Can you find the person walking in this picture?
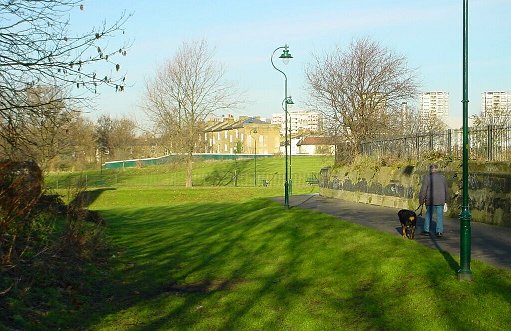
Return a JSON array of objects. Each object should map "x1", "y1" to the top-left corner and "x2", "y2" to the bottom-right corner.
[{"x1": 419, "y1": 163, "x2": 449, "y2": 237}]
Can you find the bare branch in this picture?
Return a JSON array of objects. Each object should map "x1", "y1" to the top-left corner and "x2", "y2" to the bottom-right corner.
[
  {"x1": 305, "y1": 38, "x2": 418, "y2": 153},
  {"x1": 0, "y1": 0, "x2": 131, "y2": 163},
  {"x1": 144, "y1": 39, "x2": 242, "y2": 187}
]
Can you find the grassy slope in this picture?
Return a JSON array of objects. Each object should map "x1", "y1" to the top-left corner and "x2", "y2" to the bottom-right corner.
[
  {"x1": 45, "y1": 155, "x2": 333, "y2": 189},
  {"x1": 64, "y1": 187, "x2": 511, "y2": 330}
]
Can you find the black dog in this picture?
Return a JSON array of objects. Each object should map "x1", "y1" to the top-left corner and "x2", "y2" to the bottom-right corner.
[{"x1": 398, "y1": 209, "x2": 417, "y2": 239}]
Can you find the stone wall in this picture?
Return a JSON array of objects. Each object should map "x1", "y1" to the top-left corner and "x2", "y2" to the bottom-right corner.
[{"x1": 319, "y1": 161, "x2": 511, "y2": 227}]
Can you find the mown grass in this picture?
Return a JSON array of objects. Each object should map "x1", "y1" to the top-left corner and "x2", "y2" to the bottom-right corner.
[
  {"x1": 45, "y1": 155, "x2": 333, "y2": 190},
  {"x1": 58, "y1": 187, "x2": 511, "y2": 330}
]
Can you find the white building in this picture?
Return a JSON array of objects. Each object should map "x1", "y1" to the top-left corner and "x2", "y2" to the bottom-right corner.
[
  {"x1": 271, "y1": 111, "x2": 322, "y2": 135},
  {"x1": 481, "y1": 91, "x2": 511, "y2": 124},
  {"x1": 419, "y1": 91, "x2": 449, "y2": 124}
]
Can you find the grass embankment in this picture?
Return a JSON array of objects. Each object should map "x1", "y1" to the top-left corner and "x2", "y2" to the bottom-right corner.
[
  {"x1": 45, "y1": 155, "x2": 333, "y2": 189},
  {"x1": 60, "y1": 187, "x2": 511, "y2": 330}
]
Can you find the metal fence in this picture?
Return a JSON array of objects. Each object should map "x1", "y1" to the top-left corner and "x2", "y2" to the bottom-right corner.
[
  {"x1": 360, "y1": 125, "x2": 511, "y2": 161},
  {"x1": 45, "y1": 171, "x2": 321, "y2": 190}
]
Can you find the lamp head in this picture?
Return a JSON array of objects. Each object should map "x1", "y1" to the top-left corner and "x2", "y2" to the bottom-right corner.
[{"x1": 279, "y1": 45, "x2": 293, "y2": 65}]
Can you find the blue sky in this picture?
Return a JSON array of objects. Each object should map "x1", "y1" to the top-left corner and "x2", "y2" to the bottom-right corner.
[{"x1": 75, "y1": 0, "x2": 511, "y2": 128}]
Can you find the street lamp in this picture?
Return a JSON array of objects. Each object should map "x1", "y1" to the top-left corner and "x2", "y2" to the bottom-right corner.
[
  {"x1": 271, "y1": 44, "x2": 293, "y2": 208},
  {"x1": 252, "y1": 128, "x2": 258, "y2": 186},
  {"x1": 459, "y1": 0, "x2": 472, "y2": 281},
  {"x1": 283, "y1": 96, "x2": 294, "y2": 196}
]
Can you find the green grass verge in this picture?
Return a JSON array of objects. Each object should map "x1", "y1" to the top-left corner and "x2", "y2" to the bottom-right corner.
[
  {"x1": 53, "y1": 187, "x2": 511, "y2": 330},
  {"x1": 44, "y1": 155, "x2": 333, "y2": 190}
]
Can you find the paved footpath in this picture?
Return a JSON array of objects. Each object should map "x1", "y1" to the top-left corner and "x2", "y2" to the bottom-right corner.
[{"x1": 272, "y1": 194, "x2": 511, "y2": 271}]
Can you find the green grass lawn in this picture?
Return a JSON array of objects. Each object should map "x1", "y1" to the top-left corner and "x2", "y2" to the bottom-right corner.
[
  {"x1": 62, "y1": 187, "x2": 511, "y2": 330},
  {"x1": 45, "y1": 155, "x2": 333, "y2": 190}
]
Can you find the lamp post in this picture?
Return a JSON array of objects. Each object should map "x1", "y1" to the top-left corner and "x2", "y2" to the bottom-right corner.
[
  {"x1": 459, "y1": 0, "x2": 472, "y2": 281},
  {"x1": 271, "y1": 44, "x2": 293, "y2": 208},
  {"x1": 282, "y1": 96, "x2": 294, "y2": 196},
  {"x1": 252, "y1": 128, "x2": 258, "y2": 186},
  {"x1": 289, "y1": 110, "x2": 292, "y2": 195}
]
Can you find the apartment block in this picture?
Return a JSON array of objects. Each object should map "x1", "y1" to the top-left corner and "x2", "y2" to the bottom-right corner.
[
  {"x1": 271, "y1": 111, "x2": 322, "y2": 135},
  {"x1": 419, "y1": 91, "x2": 449, "y2": 123},
  {"x1": 481, "y1": 91, "x2": 511, "y2": 124}
]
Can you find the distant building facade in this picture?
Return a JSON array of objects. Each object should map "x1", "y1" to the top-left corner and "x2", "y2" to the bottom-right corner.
[
  {"x1": 481, "y1": 91, "x2": 511, "y2": 125},
  {"x1": 419, "y1": 91, "x2": 449, "y2": 124},
  {"x1": 271, "y1": 111, "x2": 322, "y2": 135},
  {"x1": 203, "y1": 115, "x2": 281, "y2": 154},
  {"x1": 296, "y1": 136, "x2": 336, "y2": 155}
]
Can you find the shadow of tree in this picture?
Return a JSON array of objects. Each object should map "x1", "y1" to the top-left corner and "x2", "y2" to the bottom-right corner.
[
  {"x1": 203, "y1": 159, "x2": 250, "y2": 186},
  {"x1": 70, "y1": 199, "x2": 511, "y2": 330},
  {"x1": 69, "y1": 188, "x2": 116, "y2": 208}
]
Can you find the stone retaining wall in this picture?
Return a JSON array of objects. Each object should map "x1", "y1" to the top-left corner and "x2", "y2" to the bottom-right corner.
[{"x1": 319, "y1": 162, "x2": 511, "y2": 227}]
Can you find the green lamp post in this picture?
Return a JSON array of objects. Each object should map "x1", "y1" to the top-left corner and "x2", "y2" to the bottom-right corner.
[
  {"x1": 283, "y1": 96, "x2": 294, "y2": 196},
  {"x1": 271, "y1": 45, "x2": 293, "y2": 208},
  {"x1": 252, "y1": 128, "x2": 258, "y2": 186},
  {"x1": 459, "y1": 0, "x2": 472, "y2": 281}
]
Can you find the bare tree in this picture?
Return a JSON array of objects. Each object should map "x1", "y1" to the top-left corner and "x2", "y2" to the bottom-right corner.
[
  {"x1": 420, "y1": 114, "x2": 448, "y2": 133},
  {"x1": 144, "y1": 40, "x2": 240, "y2": 187},
  {"x1": 305, "y1": 38, "x2": 418, "y2": 156},
  {"x1": 110, "y1": 117, "x2": 138, "y2": 160},
  {"x1": 62, "y1": 113, "x2": 96, "y2": 170},
  {"x1": 95, "y1": 114, "x2": 114, "y2": 160},
  {"x1": 470, "y1": 106, "x2": 511, "y2": 160},
  {"x1": 17, "y1": 86, "x2": 73, "y2": 170},
  {"x1": 94, "y1": 114, "x2": 137, "y2": 161},
  {"x1": 0, "y1": 0, "x2": 130, "y2": 162},
  {"x1": 472, "y1": 105, "x2": 511, "y2": 128}
]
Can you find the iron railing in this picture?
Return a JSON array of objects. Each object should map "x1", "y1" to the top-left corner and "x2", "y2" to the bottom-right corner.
[{"x1": 359, "y1": 125, "x2": 511, "y2": 161}]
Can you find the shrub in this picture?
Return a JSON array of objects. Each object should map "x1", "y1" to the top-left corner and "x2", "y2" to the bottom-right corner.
[
  {"x1": 1, "y1": 161, "x2": 108, "y2": 329},
  {"x1": 0, "y1": 160, "x2": 44, "y2": 265}
]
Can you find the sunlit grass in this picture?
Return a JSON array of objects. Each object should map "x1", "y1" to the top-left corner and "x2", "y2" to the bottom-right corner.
[
  {"x1": 63, "y1": 187, "x2": 511, "y2": 330},
  {"x1": 45, "y1": 155, "x2": 333, "y2": 190}
]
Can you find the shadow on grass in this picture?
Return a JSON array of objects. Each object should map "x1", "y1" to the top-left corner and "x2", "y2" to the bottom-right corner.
[
  {"x1": 430, "y1": 236, "x2": 460, "y2": 274},
  {"x1": 70, "y1": 199, "x2": 511, "y2": 330},
  {"x1": 70, "y1": 188, "x2": 116, "y2": 208},
  {"x1": 203, "y1": 160, "x2": 250, "y2": 186},
  {"x1": 74, "y1": 199, "x2": 308, "y2": 329},
  {"x1": 415, "y1": 216, "x2": 460, "y2": 274}
]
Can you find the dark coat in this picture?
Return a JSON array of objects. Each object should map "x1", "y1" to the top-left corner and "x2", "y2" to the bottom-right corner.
[{"x1": 419, "y1": 171, "x2": 448, "y2": 206}]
